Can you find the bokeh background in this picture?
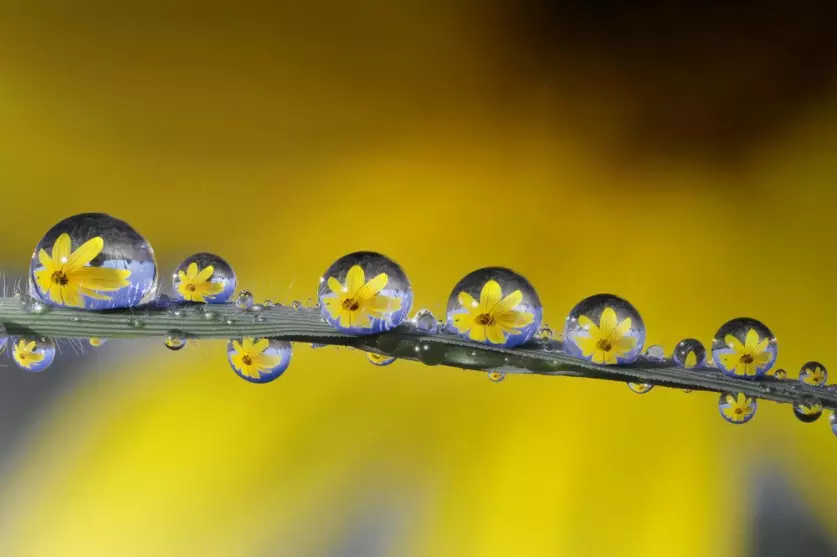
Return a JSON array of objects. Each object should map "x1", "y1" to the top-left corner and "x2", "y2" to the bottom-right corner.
[{"x1": 1, "y1": 2, "x2": 837, "y2": 556}]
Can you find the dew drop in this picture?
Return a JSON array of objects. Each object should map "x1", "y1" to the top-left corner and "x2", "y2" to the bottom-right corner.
[
  {"x1": 69, "y1": 315, "x2": 81, "y2": 322},
  {"x1": 628, "y1": 382, "x2": 653, "y2": 394},
  {"x1": 291, "y1": 301, "x2": 302, "y2": 311},
  {"x1": 172, "y1": 253, "x2": 236, "y2": 304},
  {"x1": 228, "y1": 338, "x2": 292, "y2": 383},
  {"x1": 718, "y1": 391, "x2": 757, "y2": 424},
  {"x1": 672, "y1": 339, "x2": 706, "y2": 369},
  {"x1": 11, "y1": 336, "x2": 56, "y2": 372},
  {"x1": 225, "y1": 319, "x2": 235, "y2": 326},
  {"x1": 22, "y1": 296, "x2": 50, "y2": 315},
  {"x1": 793, "y1": 396, "x2": 823, "y2": 423},
  {"x1": 255, "y1": 314, "x2": 268, "y2": 323},
  {"x1": 129, "y1": 317, "x2": 145, "y2": 329},
  {"x1": 799, "y1": 361, "x2": 827, "y2": 387},
  {"x1": 488, "y1": 371, "x2": 506, "y2": 383},
  {"x1": 88, "y1": 337, "x2": 106, "y2": 348},
  {"x1": 772, "y1": 368, "x2": 787, "y2": 380},
  {"x1": 250, "y1": 304, "x2": 264, "y2": 313},
  {"x1": 711, "y1": 318, "x2": 777, "y2": 380},
  {"x1": 203, "y1": 310, "x2": 218, "y2": 321},
  {"x1": 644, "y1": 345, "x2": 666, "y2": 362},
  {"x1": 164, "y1": 330, "x2": 186, "y2": 351},
  {"x1": 564, "y1": 294, "x2": 645, "y2": 365},
  {"x1": 412, "y1": 309, "x2": 437, "y2": 333},
  {"x1": 235, "y1": 290, "x2": 254, "y2": 310},
  {"x1": 535, "y1": 324, "x2": 554, "y2": 345},
  {"x1": 367, "y1": 352, "x2": 396, "y2": 366},
  {"x1": 263, "y1": 300, "x2": 274, "y2": 308}
]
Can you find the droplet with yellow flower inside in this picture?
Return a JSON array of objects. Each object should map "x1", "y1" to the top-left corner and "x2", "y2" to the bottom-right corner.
[
  {"x1": 488, "y1": 371, "x2": 506, "y2": 383},
  {"x1": 318, "y1": 252, "x2": 412, "y2": 335},
  {"x1": 771, "y1": 368, "x2": 787, "y2": 380},
  {"x1": 830, "y1": 413, "x2": 837, "y2": 437},
  {"x1": 446, "y1": 267, "x2": 541, "y2": 348},
  {"x1": 792, "y1": 396, "x2": 823, "y2": 423},
  {"x1": 711, "y1": 318, "x2": 777, "y2": 380},
  {"x1": 172, "y1": 253, "x2": 236, "y2": 304},
  {"x1": 12, "y1": 337, "x2": 56, "y2": 372},
  {"x1": 718, "y1": 391, "x2": 757, "y2": 425},
  {"x1": 563, "y1": 294, "x2": 645, "y2": 365},
  {"x1": 627, "y1": 382, "x2": 653, "y2": 394},
  {"x1": 0, "y1": 323, "x2": 8, "y2": 355},
  {"x1": 367, "y1": 353, "x2": 396, "y2": 366},
  {"x1": 88, "y1": 338, "x2": 106, "y2": 348},
  {"x1": 29, "y1": 213, "x2": 157, "y2": 309},
  {"x1": 799, "y1": 361, "x2": 828, "y2": 387},
  {"x1": 673, "y1": 338, "x2": 706, "y2": 370},
  {"x1": 227, "y1": 338, "x2": 292, "y2": 383}
]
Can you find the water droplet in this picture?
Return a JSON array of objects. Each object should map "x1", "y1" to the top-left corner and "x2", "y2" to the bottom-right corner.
[
  {"x1": 412, "y1": 309, "x2": 438, "y2": 333},
  {"x1": 311, "y1": 342, "x2": 327, "y2": 349},
  {"x1": 830, "y1": 413, "x2": 837, "y2": 437},
  {"x1": 128, "y1": 317, "x2": 145, "y2": 329},
  {"x1": 771, "y1": 368, "x2": 787, "y2": 380},
  {"x1": 88, "y1": 337, "x2": 106, "y2": 348},
  {"x1": 563, "y1": 294, "x2": 645, "y2": 365},
  {"x1": 718, "y1": 392, "x2": 757, "y2": 424},
  {"x1": 291, "y1": 300, "x2": 302, "y2": 310},
  {"x1": 367, "y1": 352, "x2": 396, "y2": 366},
  {"x1": 673, "y1": 338, "x2": 706, "y2": 369},
  {"x1": 792, "y1": 396, "x2": 823, "y2": 423},
  {"x1": 171, "y1": 253, "x2": 236, "y2": 304},
  {"x1": 799, "y1": 361, "x2": 827, "y2": 387},
  {"x1": 317, "y1": 252, "x2": 413, "y2": 335},
  {"x1": 628, "y1": 382, "x2": 653, "y2": 394},
  {"x1": 255, "y1": 314, "x2": 268, "y2": 323},
  {"x1": 225, "y1": 318, "x2": 235, "y2": 326},
  {"x1": 11, "y1": 336, "x2": 56, "y2": 372},
  {"x1": 69, "y1": 315, "x2": 81, "y2": 322},
  {"x1": 203, "y1": 310, "x2": 218, "y2": 320},
  {"x1": 22, "y1": 296, "x2": 50, "y2": 314},
  {"x1": 644, "y1": 345, "x2": 666, "y2": 361},
  {"x1": 446, "y1": 267, "x2": 541, "y2": 348},
  {"x1": 227, "y1": 338, "x2": 292, "y2": 383},
  {"x1": 235, "y1": 290, "x2": 254, "y2": 310},
  {"x1": 28, "y1": 213, "x2": 158, "y2": 309},
  {"x1": 164, "y1": 330, "x2": 186, "y2": 351},
  {"x1": 263, "y1": 300, "x2": 274, "y2": 308},
  {"x1": 0, "y1": 323, "x2": 8, "y2": 355},
  {"x1": 250, "y1": 304, "x2": 264, "y2": 313},
  {"x1": 488, "y1": 371, "x2": 506, "y2": 383},
  {"x1": 535, "y1": 324, "x2": 554, "y2": 345},
  {"x1": 711, "y1": 318, "x2": 777, "y2": 379}
]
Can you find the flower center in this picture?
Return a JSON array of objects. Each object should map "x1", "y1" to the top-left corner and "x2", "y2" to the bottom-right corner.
[
  {"x1": 476, "y1": 314, "x2": 495, "y2": 326},
  {"x1": 733, "y1": 407, "x2": 744, "y2": 415},
  {"x1": 740, "y1": 353, "x2": 754, "y2": 364},
  {"x1": 242, "y1": 355, "x2": 252, "y2": 366},
  {"x1": 342, "y1": 298, "x2": 360, "y2": 311},
  {"x1": 596, "y1": 338, "x2": 613, "y2": 352},
  {"x1": 185, "y1": 283, "x2": 197, "y2": 292},
  {"x1": 51, "y1": 271, "x2": 69, "y2": 286}
]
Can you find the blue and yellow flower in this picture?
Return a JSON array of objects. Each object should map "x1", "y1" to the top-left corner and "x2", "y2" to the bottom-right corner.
[
  {"x1": 367, "y1": 353, "x2": 396, "y2": 366},
  {"x1": 12, "y1": 338, "x2": 56, "y2": 372},
  {"x1": 719, "y1": 393, "x2": 757, "y2": 424},
  {"x1": 714, "y1": 329, "x2": 774, "y2": 378},
  {"x1": 176, "y1": 262, "x2": 224, "y2": 302},
  {"x1": 227, "y1": 338, "x2": 291, "y2": 383},
  {"x1": 793, "y1": 401, "x2": 823, "y2": 423},
  {"x1": 452, "y1": 280, "x2": 534, "y2": 346},
  {"x1": 800, "y1": 364, "x2": 827, "y2": 386},
  {"x1": 321, "y1": 265, "x2": 404, "y2": 333},
  {"x1": 571, "y1": 307, "x2": 637, "y2": 365}
]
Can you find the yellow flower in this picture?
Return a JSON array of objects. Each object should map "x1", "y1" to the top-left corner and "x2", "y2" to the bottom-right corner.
[
  {"x1": 718, "y1": 329, "x2": 772, "y2": 377},
  {"x1": 229, "y1": 338, "x2": 280, "y2": 380},
  {"x1": 488, "y1": 371, "x2": 505, "y2": 382},
  {"x1": 33, "y1": 233, "x2": 131, "y2": 307},
  {"x1": 13, "y1": 340, "x2": 45, "y2": 370},
  {"x1": 801, "y1": 366, "x2": 826, "y2": 386},
  {"x1": 684, "y1": 351, "x2": 698, "y2": 369},
  {"x1": 176, "y1": 262, "x2": 224, "y2": 302},
  {"x1": 721, "y1": 393, "x2": 755, "y2": 423},
  {"x1": 89, "y1": 338, "x2": 106, "y2": 348},
  {"x1": 322, "y1": 265, "x2": 403, "y2": 329},
  {"x1": 453, "y1": 280, "x2": 534, "y2": 344},
  {"x1": 629, "y1": 382, "x2": 652, "y2": 394},
  {"x1": 798, "y1": 403, "x2": 822, "y2": 416},
  {"x1": 572, "y1": 307, "x2": 637, "y2": 364}
]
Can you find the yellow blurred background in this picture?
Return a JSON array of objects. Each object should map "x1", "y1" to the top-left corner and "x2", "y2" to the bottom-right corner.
[{"x1": 1, "y1": 3, "x2": 836, "y2": 556}]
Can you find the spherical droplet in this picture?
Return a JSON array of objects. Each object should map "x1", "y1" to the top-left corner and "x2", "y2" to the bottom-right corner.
[
  {"x1": 11, "y1": 337, "x2": 56, "y2": 372},
  {"x1": 673, "y1": 338, "x2": 706, "y2": 370},
  {"x1": 28, "y1": 213, "x2": 158, "y2": 309},
  {"x1": 317, "y1": 251, "x2": 413, "y2": 335},
  {"x1": 263, "y1": 300, "x2": 274, "y2": 308},
  {"x1": 628, "y1": 382, "x2": 653, "y2": 394},
  {"x1": 563, "y1": 294, "x2": 645, "y2": 365},
  {"x1": 164, "y1": 330, "x2": 187, "y2": 351},
  {"x1": 644, "y1": 345, "x2": 666, "y2": 362},
  {"x1": 446, "y1": 267, "x2": 541, "y2": 348},
  {"x1": 412, "y1": 309, "x2": 438, "y2": 333},
  {"x1": 291, "y1": 301, "x2": 302, "y2": 310},
  {"x1": 711, "y1": 318, "x2": 777, "y2": 380},
  {"x1": 488, "y1": 371, "x2": 506, "y2": 383},
  {"x1": 799, "y1": 361, "x2": 828, "y2": 387},
  {"x1": 793, "y1": 396, "x2": 823, "y2": 423},
  {"x1": 367, "y1": 352, "x2": 396, "y2": 366},
  {"x1": 718, "y1": 392, "x2": 757, "y2": 424},
  {"x1": 772, "y1": 368, "x2": 787, "y2": 380},
  {"x1": 203, "y1": 310, "x2": 218, "y2": 321},
  {"x1": 171, "y1": 253, "x2": 236, "y2": 304},
  {"x1": 235, "y1": 290, "x2": 254, "y2": 310},
  {"x1": 536, "y1": 324, "x2": 554, "y2": 345},
  {"x1": 227, "y1": 338, "x2": 292, "y2": 383},
  {"x1": 22, "y1": 295, "x2": 50, "y2": 314},
  {"x1": 88, "y1": 337, "x2": 106, "y2": 348}
]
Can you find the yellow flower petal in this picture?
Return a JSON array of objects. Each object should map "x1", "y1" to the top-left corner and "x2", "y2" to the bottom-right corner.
[
  {"x1": 355, "y1": 273, "x2": 388, "y2": 300},
  {"x1": 194, "y1": 265, "x2": 215, "y2": 283},
  {"x1": 327, "y1": 277, "x2": 344, "y2": 294},
  {"x1": 744, "y1": 329, "x2": 761, "y2": 351},
  {"x1": 252, "y1": 338, "x2": 270, "y2": 354},
  {"x1": 477, "y1": 281, "x2": 502, "y2": 313},
  {"x1": 51, "y1": 233, "x2": 72, "y2": 263},
  {"x1": 65, "y1": 237, "x2": 104, "y2": 271},
  {"x1": 452, "y1": 312, "x2": 474, "y2": 333},
  {"x1": 73, "y1": 267, "x2": 131, "y2": 291},
  {"x1": 61, "y1": 285, "x2": 83, "y2": 308},
  {"x1": 724, "y1": 334, "x2": 745, "y2": 354},
  {"x1": 493, "y1": 289, "x2": 523, "y2": 315},
  {"x1": 598, "y1": 307, "x2": 618, "y2": 336},
  {"x1": 685, "y1": 351, "x2": 697, "y2": 369},
  {"x1": 469, "y1": 325, "x2": 487, "y2": 342},
  {"x1": 485, "y1": 325, "x2": 506, "y2": 344},
  {"x1": 612, "y1": 316, "x2": 632, "y2": 340},
  {"x1": 494, "y1": 310, "x2": 534, "y2": 330},
  {"x1": 186, "y1": 262, "x2": 199, "y2": 279},
  {"x1": 577, "y1": 314, "x2": 599, "y2": 335},
  {"x1": 458, "y1": 291, "x2": 478, "y2": 309},
  {"x1": 322, "y1": 296, "x2": 344, "y2": 320},
  {"x1": 38, "y1": 248, "x2": 52, "y2": 270},
  {"x1": 344, "y1": 265, "x2": 366, "y2": 295}
]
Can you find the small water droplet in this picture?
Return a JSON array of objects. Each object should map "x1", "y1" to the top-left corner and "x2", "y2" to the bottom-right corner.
[
  {"x1": 263, "y1": 300, "x2": 274, "y2": 308},
  {"x1": 69, "y1": 315, "x2": 81, "y2": 322},
  {"x1": 772, "y1": 368, "x2": 787, "y2": 380},
  {"x1": 164, "y1": 330, "x2": 186, "y2": 351},
  {"x1": 225, "y1": 319, "x2": 234, "y2": 326},
  {"x1": 628, "y1": 382, "x2": 653, "y2": 394},
  {"x1": 291, "y1": 300, "x2": 302, "y2": 310},
  {"x1": 255, "y1": 314, "x2": 268, "y2": 323},
  {"x1": 644, "y1": 345, "x2": 666, "y2": 362},
  {"x1": 311, "y1": 342, "x2": 327, "y2": 349},
  {"x1": 367, "y1": 352, "x2": 396, "y2": 366},
  {"x1": 488, "y1": 371, "x2": 505, "y2": 383},
  {"x1": 235, "y1": 290, "x2": 254, "y2": 310},
  {"x1": 412, "y1": 309, "x2": 438, "y2": 333},
  {"x1": 249, "y1": 304, "x2": 264, "y2": 313},
  {"x1": 129, "y1": 317, "x2": 145, "y2": 329},
  {"x1": 535, "y1": 324, "x2": 553, "y2": 345},
  {"x1": 89, "y1": 337, "x2": 106, "y2": 348},
  {"x1": 203, "y1": 310, "x2": 218, "y2": 320},
  {"x1": 22, "y1": 296, "x2": 50, "y2": 315}
]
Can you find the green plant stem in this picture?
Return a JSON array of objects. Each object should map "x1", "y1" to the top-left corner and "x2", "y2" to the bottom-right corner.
[{"x1": 1, "y1": 297, "x2": 834, "y2": 410}]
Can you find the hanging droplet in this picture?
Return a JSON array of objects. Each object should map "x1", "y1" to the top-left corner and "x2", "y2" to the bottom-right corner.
[
  {"x1": 718, "y1": 392, "x2": 757, "y2": 424},
  {"x1": 317, "y1": 251, "x2": 413, "y2": 335},
  {"x1": 367, "y1": 352, "x2": 396, "y2": 366},
  {"x1": 0, "y1": 323, "x2": 7, "y2": 355},
  {"x1": 11, "y1": 337, "x2": 56, "y2": 372},
  {"x1": 128, "y1": 317, "x2": 145, "y2": 328},
  {"x1": 536, "y1": 324, "x2": 554, "y2": 345},
  {"x1": 673, "y1": 338, "x2": 706, "y2": 369},
  {"x1": 644, "y1": 345, "x2": 666, "y2": 361},
  {"x1": 771, "y1": 368, "x2": 787, "y2": 380},
  {"x1": 792, "y1": 396, "x2": 823, "y2": 423},
  {"x1": 412, "y1": 309, "x2": 438, "y2": 333},
  {"x1": 446, "y1": 267, "x2": 542, "y2": 348},
  {"x1": 227, "y1": 338, "x2": 292, "y2": 383},
  {"x1": 164, "y1": 330, "x2": 187, "y2": 351},
  {"x1": 711, "y1": 318, "x2": 777, "y2": 379},
  {"x1": 628, "y1": 382, "x2": 653, "y2": 394},
  {"x1": 88, "y1": 337, "x2": 106, "y2": 348},
  {"x1": 28, "y1": 213, "x2": 158, "y2": 309},
  {"x1": 564, "y1": 294, "x2": 645, "y2": 365},
  {"x1": 799, "y1": 361, "x2": 827, "y2": 387},
  {"x1": 235, "y1": 290, "x2": 254, "y2": 310},
  {"x1": 171, "y1": 253, "x2": 236, "y2": 304},
  {"x1": 830, "y1": 413, "x2": 837, "y2": 437},
  {"x1": 488, "y1": 371, "x2": 506, "y2": 383}
]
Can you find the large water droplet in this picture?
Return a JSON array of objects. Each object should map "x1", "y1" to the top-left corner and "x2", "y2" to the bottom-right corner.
[
  {"x1": 367, "y1": 352, "x2": 396, "y2": 366},
  {"x1": 564, "y1": 294, "x2": 645, "y2": 365},
  {"x1": 164, "y1": 330, "x2": 187, "y2": 351},
  {"x1": 88, "y1": 337, "x2": 106, "y2": 348},
  {"x1": 227, "y1": 338, "x2": 292, "y2": 383},
  {"x1": 28, "y1": 213, "x2": 158, "y2": 309},
  {"x1": 799, "y1": 361, "x2": 827, "y2": 387},
  {"x1": 673, "y1": 338, "x2": 706, "y2": 369},
  {"x1": 235, "y1": 290, "x2": 254, "y2": 310},
  {"x1": 172, "y1": 253, "x2": 236, "y2": 304},
  {"x1": 628, "y1": 382, "x2": 653, "y2": 394},
  {"x1": 711, "y1": 318, "x2": 777, "y2": 380},
  {"x1": 317, "y1": 251, "x2": 413, "y2": 335},
  {"x1": 412, "y1": 309, "x2": 438, "y2": 333},
  {"x1": 446, "y1": 267, "x2": 541, "y2": 348},
  {"x1": 718, "y1": 392, "x2": 757, "y2": 424},
  {"x1": 792, "y1": 396, "x2": 823, "y2": 423},
  {"x1": 11, "y1": 336, "x2": 56, "y2": 372}
]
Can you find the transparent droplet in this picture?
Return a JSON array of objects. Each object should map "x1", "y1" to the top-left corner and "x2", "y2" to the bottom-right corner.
[
  {"x1": 250, "y1": 304, "x2": 264, "y2": 312},
  {"x1": 225, "y1": 318, "x2": 235, "y2": 326},
  {"x1": 255, "y1": 314, "x2": 268, "y2": 323},
  {"x1": 171, "y1": 253, "x2": 236, "y2": 304},
  {"x1": 446, "y1": 267, "x2": 541, "y2": 348},
  {"x1": 772, "y1": 368, "x2": 787, "y2": 380},
  {"x1": 488, "y1": 371, "x2": 506, "y2": 383},
  {"x1": 563, "y1": 294, "x2": 645, "y2": 365},
  {"x1": 0, "y1": 323, "x2": 8, "y2": 355},
  {"x1": 412, "y1": 309, "x2": 438, "y2": 333},
  {"x1": 535, "y1": 324, "x2": 554, "y2": 345},
  {"x1": 673, "y1": 338, "x2": 706, "y2": 369},
  {"x1": 644, "y1": 345, "x2": 666, "y2": 362},
  {"x1": 318, "y1": 252, "x2": 413, "y2": 335},
  {"x1": 227, "y1": 338, "x2": 292, "y2": 383},
  {"x1": 792, "y1": 396, "x2": 823, "y2": 423},
  {"x1": 263, "y1": 300, "x2": 274, "y2": 308},
  {"x1": 22, "y1": 295, "x2": 50, "y2": 314},
  {"x1": 128, "y1": 317, "x2": 145, "y2": 329},
  {"x1": 235, "y1": 290, "x2": 254, "y2": 310},
  {"x1": 367, "y1": 352, "x2": 396, "y2": 366},
  {"x1": 830, "y1": 413, "x2": 837, "y2": 437},
  {"x1": 711, "y1": 318, "x2": 777, "y2": 379},
  {"x1": 11, "y1": 336, "x2": 56, "y2": 372},
  {"x1": 203, "y1": 310, "x2": 218, "y2": 321},
  {"x1": 164, "y1": 330, "x2": 186, "y2": 351},
  {"x1": 799, "y1": 361, "x2": 828, "y2": 387},
  {"x1": 291, "y1": 301, "x2": 302, "y2": 311},
  {"x1": 628, "y1": 382, "x2": 653, "y2": 394},
  {"x1": 28, "y1": 213, "x2": 158, "y2": 309},
  {"x1": 718, "y1": 391, "x2": 757, "y2": 424},
  {"x1": 88, "y1": 337, "x2": 106, "y2": 348}
]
